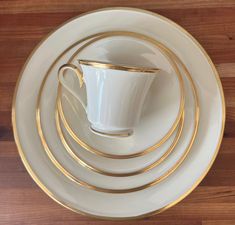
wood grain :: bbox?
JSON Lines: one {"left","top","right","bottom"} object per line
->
{"left": 0, "top": 1, "right": 234, "bottom": 224}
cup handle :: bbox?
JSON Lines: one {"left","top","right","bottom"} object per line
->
{"left": 58, "top": 64, "right": 87, "bottom": 112}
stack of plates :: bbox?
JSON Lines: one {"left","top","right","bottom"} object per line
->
{"left": 12, "top": 8, "right": 225, "bottom": 219}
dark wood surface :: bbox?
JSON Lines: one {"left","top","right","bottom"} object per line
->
{"left": 0, "top": 1, "right": 235, "bottom": 224}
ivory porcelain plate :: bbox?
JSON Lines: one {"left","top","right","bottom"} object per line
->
{"left": 13, "top": 8, "right": 225, "bottom": 219}
{"left": 38, "top": 34, "right": 196, "bottom": 190}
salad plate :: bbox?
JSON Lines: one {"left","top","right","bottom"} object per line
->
{"left": 38, "top": 32, "right": 197, "bottom": 190}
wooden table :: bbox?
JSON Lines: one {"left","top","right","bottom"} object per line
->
{"left": 0, "top": 1, "right": 234, "bottom": 224}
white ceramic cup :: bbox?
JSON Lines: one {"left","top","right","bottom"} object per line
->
{"left": 58, "top": 59, "right": 159, "bottom": 137}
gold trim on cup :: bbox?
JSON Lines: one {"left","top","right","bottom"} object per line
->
{"left": 58, "top": 32, "right": 185, "bottom": 159}
{"left": 36, "top": 31, "right": 199, "bottom": 194}
{"left": 11, "top": 7, "right": 225, "bottom": 220}
{"left": 89, "top": 125, "right": 133, "bottom": 137}
{"left": 78, "top": 59, "right": 160, "bottom": 73}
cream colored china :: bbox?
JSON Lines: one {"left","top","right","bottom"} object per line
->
{"left": 13, "top": 8, "right": 225, "bottom": 219}
{"left": 59, "top": 35, "right": 184, "bottom": 157}
{"left": 58, "top": 59, "right": 159, "bottom": 137}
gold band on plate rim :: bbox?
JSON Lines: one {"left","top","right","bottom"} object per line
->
{"left": 58, "top": 32, "right": 185, "bottom": 159}
{"left": 37, "top": 31, "right": 199, "bottom": 193}
{"left": 11, "top": 7, "right": 225, "bottom": 220}
{"left": 78, "top": 59, "right": 160, "bottom": 73}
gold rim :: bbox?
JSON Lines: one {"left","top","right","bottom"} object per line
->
{"left": 11, "top": 7, "right": 225, "bottom": 220}
{"left": 78, "top": 59, "right": 160, "bottom": 73}
{"left": 58, "top": 32, "right": 185, "bottom": 159}
{"left": 37, "top": 31, "right": 199, "bottom": 193}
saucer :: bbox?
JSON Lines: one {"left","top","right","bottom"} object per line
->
{"left": 58, "top": 106, "right": 184, "bottom": 176}
{"left": 58, "top": 35, "right": 185, "bottom": 158}
{"left": 38, "top": 32, "right": 197, "bottom": 190}
{"left": 13, "top": 8, "right": 225, "bottom": 219}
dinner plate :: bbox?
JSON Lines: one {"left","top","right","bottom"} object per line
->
{"left": 58, "top": 35, "right": 184, "bottom": 158}
{"left": 38, "top": 32, "right": 197, "bottom": 191}
{"left": 13, "top": 7, "right": 225, "bottom": 219}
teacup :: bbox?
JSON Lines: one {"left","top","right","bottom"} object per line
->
{"left": 58, "top": 59, "right": 160, "bottom": 137}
